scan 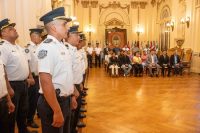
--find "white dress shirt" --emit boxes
[0,40,29,81]
[87,47,94,55]
[36,35,74,96]
[67,43,83,84]
[94,47,102,55]
[0,57,8,99]
[27,41,39,76]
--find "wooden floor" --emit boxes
[23,68,200,133]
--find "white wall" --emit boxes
[0,0,52,46]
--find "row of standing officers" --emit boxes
[0,7,88,133]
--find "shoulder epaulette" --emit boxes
[0,41,4,45]
[43,39,53,43]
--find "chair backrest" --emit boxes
[167,48,175,57]
[182,48,193,62]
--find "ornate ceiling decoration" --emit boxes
[81,0,98,8]
[99,1,130,14]
[131,1,148,9]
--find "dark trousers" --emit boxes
[9,81,29,133]
[37,95,71,133]
[70,84,82,133]
[27,76,39,123]
[95,55,101,67]
[161,65,171,76]
[87,54,92,68]
[0,96,9,133]
[174,65,183,75]
[133,64,143,76]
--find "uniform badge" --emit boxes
[43,39,53,43]
[38,50,47,59]
[25,48,29,53]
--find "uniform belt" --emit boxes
[9,80,26,83]
[40,94,71,102]
[0,95,7,102]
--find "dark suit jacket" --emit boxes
[146,54,158,65]
[103,47,110,55]
[159,55,169,65]
[170,54,181,66]
[109,57,119,66]
[119,55,131,66]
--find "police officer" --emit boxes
[26,28,43,128]
[0,18,35,133]
[37,7,77,133]
[79,33,88,90]
[0,43,15,133]
[65,26,86,133]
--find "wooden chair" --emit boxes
[181,48,193,74]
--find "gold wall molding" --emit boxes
[81,0,98,8]
[131,1,148,9]
[151,0,156,7]
[99,1,130,14]
[104,18,124,28]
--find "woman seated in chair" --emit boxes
[132,51,143,77]
[109,52,119,76]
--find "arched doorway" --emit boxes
[160,6,171,50]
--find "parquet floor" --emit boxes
[20,68,200,133]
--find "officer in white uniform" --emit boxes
[37,7,76,133]
[0,44,15,133]
[65,26,86,133]
[79,33,88,90]
[94,43,102,67]
[26,28,43,128]
[86,43,94,68]
[0,18,35,133]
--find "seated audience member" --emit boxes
[170,50,183,75]
[146,49,160,77]
[132,51,143,77]
[122,45,130,52]
[109,52,119,76]
[141,50,148,69]
[119,51,132,76]
[159,50,171,77]
[104,50,112,70]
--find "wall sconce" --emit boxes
[166,21,174,31]
[70,16,77,21]
[135,24,144,41]
[85,24,95,33]
[180,16,190,28]
[73,21,80,26]
[85,24,95,42]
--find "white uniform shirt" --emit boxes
[37,35,74,96]
[0,40,29,81]
[87,47,94,55]
[0,48,8,98]
[94,47,102,55]
[27,41,39,75]
[79,48,88,72]
[66,43,83,84]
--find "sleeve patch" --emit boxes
[38,50,48,59]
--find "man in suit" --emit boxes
[146,49,160,77]
[159,50,171,77]
[118,50,132,76]
[170,50,183,75]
